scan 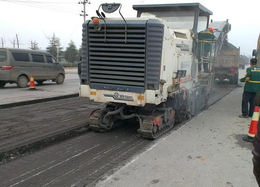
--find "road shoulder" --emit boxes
[95,87,257,187]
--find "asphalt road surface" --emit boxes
[0,68,79,105]
[0,83,238,187]
[0,67,249,187]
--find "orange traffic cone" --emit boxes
[243,106,259,142]
[29,75,36,90]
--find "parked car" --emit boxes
[0,48,65,88]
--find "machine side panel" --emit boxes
[145,19,164,90]
[81,21,90,84]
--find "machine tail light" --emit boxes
[1,66,14,70]
[231,68,235,72]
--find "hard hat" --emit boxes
[209,27,214,32]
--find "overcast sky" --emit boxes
[0,0,259,56]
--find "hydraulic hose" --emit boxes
[105,104,125,116]
[119,110,136,120]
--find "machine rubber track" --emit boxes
[138,121,174,139]
[89,105,175,139]
[89,109,105,132]
[138,111,175,139]
[89,117,102,132]
[89,107,122,132]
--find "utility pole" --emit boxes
[52,33,60,62]
[30,40,39,50]
[78,0,90,23]
[16,34,20,49]
[9,38,16,48]
[53,33,59,62]
[44,32,62,61]
[1,38,4,47]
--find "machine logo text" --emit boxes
[104,92,134,101]
[176,42,189,51]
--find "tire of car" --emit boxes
[55,74,65,84]
[36,80,44,85]
[17,75,29,88]
[0,81,6,88]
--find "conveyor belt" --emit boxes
[209,20,231,55]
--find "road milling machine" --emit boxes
[79,3,228,139]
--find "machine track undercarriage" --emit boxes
[89,103,176,139]
[89,86,208,139]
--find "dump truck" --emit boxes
[213,41,240,84]
[253,33,260,61]
[79,3,230,139]
[239,56,247,69]
[209,21,240,84]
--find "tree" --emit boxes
[240,55,250,64]
[64,40,79,63]
[29,40,39,50]
[46,33,63,61]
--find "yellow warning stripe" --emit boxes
[251,70,260,72]
[248,133,256,138]
[200,32,214,35]
[252,114,259,121]
[248,80,260,83]
[198,40,212,43]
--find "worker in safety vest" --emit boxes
[239,58,260,118]
[197,27,216,73]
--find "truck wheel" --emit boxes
[230,74,238,85]
[233,74,238,85]
[17,75,29,88]
[56,74,64,84]
[0,81,6,88]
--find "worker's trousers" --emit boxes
[242,91,256,117]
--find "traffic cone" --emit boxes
[243,106,259,142]
[29,75,36,90]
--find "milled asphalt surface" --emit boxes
[0,68,86,161]
[0,97,102,163]
[95,86,258,187]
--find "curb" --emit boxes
[0,93,79,109]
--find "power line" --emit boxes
[6,0,78,13]
[1,0,80,15]
[17,1,76,3]
[1,0,76,3]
